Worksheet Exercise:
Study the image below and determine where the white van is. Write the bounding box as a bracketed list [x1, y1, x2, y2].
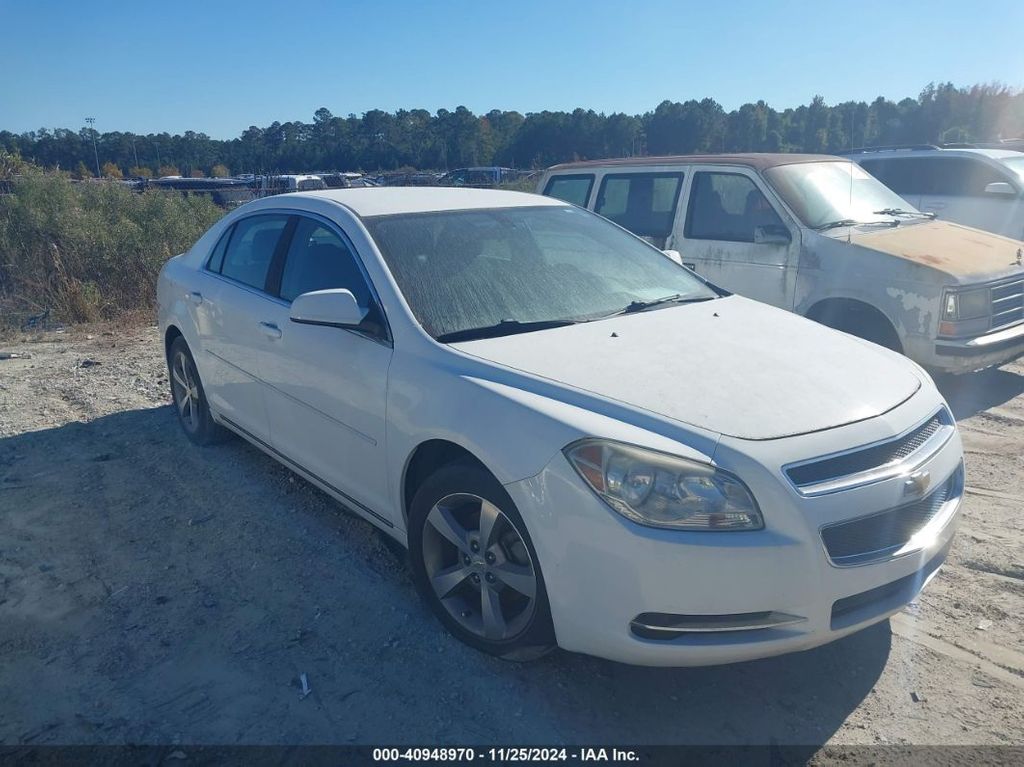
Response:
[539, 154, 1024, 374]
[846, 146, 1024, 240]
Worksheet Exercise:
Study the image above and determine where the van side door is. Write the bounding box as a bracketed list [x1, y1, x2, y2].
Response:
[675, 167, 799, 309]
[915, 156, 1022, 238]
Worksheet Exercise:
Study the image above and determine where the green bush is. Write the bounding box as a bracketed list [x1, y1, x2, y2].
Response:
[0, 170, 224, 323]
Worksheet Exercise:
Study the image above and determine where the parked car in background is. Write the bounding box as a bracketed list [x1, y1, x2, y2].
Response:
[158, 187, 963, 666]
[438, 167, 526, 187]
[256, 174, 328, 195]
[539, 154, 1024, 373]
[844, 145, 1024, 239]
[150, 175, 254, 208]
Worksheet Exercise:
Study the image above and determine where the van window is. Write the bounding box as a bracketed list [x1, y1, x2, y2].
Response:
[220, 215, 290, 291]
[917, 157, 1013, 196]
[544, 174, 594, 207]
[593, 173, 683, 243]
[685, 172, 785, 243]
[859, 158, 921, 195]
[278, 217, 372, 306]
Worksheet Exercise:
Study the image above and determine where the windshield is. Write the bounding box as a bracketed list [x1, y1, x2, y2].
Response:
[999, 155, 1024, 185]
[365, 205, 717, 340]
[765, 161, 919, 229]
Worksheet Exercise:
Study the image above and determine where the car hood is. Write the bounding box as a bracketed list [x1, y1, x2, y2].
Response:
[452, 296, 921, 440]
[850, 220, 1024, 283]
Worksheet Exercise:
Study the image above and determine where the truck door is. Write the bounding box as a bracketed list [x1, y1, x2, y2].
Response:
[675, 168, 799, 309]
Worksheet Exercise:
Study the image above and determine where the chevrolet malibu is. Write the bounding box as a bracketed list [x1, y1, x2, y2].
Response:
[157, 188, 964, 666]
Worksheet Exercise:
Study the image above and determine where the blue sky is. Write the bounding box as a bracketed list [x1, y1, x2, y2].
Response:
[2, 0, 1022, 138]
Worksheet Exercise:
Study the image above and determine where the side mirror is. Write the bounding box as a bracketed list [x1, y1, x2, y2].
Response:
[984, 181, 1017, 196]
[753, 225, 792, 245]
[661, 249, 684, 265]
[290, 288, 368, 329]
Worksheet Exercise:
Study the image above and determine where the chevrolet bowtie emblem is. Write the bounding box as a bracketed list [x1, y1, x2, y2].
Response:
[903, 471, 931, 498]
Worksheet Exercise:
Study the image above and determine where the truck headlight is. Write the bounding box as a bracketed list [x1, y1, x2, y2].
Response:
[564, 440, 763, 531]
[942, 287, 990, 321]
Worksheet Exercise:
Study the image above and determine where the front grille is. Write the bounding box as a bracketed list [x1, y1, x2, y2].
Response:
[821, 464, 963, 567]
[784, 408, 953, 495]
[991, 277, 1024, 330]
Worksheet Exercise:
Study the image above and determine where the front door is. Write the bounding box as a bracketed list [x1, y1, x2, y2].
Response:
[676, 168, 799, 309]
[256, 215, 395, 523]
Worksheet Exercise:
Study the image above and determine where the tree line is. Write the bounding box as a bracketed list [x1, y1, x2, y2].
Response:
[2, 83, 1021, 178]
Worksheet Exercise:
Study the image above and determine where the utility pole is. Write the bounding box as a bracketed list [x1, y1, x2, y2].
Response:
[85, 117, 100, 177]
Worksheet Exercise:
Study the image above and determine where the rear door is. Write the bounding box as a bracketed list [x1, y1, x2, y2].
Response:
[257, 214, 395, 523]
[675, 167, 799, 308]
[195, 213, 291, 442]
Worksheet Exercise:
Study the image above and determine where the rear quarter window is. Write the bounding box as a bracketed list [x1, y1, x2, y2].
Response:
[543, 174, 594, 207]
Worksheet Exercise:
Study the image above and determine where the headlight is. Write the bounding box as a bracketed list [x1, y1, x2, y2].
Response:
[564, 440, 763, 531]
[942, 287, 990, 321]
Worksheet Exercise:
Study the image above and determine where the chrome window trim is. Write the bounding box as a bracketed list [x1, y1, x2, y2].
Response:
[783, 407, 953, 497]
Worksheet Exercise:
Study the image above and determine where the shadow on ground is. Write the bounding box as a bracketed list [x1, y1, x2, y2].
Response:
[0, 406, 889, 748]
[935, 366, 1024, 420]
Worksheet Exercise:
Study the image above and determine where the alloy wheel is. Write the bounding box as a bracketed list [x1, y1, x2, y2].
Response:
[421, 493, 538, 641]
[171, 351, 201, 433]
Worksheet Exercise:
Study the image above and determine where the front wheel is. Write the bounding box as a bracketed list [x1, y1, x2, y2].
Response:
[408, 462, 555, 661]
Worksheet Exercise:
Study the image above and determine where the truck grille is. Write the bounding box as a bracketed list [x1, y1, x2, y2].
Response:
[991, 277, 1024, 330]
[821, 464, 963, 567]
[784, 408, 954, 496]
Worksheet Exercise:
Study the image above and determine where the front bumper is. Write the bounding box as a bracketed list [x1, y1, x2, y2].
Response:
[505, 392, 963, 666]
[930, 321, 1024, 373]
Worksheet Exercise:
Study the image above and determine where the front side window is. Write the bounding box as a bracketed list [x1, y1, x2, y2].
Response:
[278, 217, 372, 306]
[685, 172, 785, 243]
[219, 215, 290, 291]
[765, 161, 918, 229]
[365, 205, 717, 340]
[594, 173, 683, 244]
[543, 174, 594, 207]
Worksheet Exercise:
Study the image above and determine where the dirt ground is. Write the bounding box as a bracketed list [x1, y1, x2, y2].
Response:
[1, 323, 1023, 750]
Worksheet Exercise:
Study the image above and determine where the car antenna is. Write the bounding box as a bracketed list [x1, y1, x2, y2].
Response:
[847, 160, 854, 244]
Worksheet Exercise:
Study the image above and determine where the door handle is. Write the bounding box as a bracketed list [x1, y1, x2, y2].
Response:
[259, 321, 282, 340]
[188, 291, 203, 305]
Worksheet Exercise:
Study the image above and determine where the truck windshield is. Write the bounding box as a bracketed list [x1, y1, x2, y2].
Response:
[764, 161, 919, 229]
[365, 205, 717, 341]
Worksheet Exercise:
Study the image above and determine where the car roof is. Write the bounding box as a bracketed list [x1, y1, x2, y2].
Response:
[850, 147, 1022, 161]
[288, 187, 565, 217]
[547, 153, 842, 172]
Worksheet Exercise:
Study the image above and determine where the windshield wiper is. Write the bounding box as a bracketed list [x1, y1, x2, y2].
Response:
[435, 318, 579, 343]
[618, 294, 715, 315]
[873, 207, 936, 219]
[815, 218, 900, 231]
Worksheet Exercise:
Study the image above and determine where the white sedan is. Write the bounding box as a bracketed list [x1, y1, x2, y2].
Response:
[157, 188, 964, 666]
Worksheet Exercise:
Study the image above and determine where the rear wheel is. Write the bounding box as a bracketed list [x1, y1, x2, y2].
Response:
[168, 337, 227, 446]
[408, 462, 555, 660]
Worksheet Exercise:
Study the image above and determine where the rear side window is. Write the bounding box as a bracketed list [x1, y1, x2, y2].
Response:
[859, 158, 921, 195]
[594, 173, 683, 243]
[279, 217, 372, 306]
[685, 172, 785, 244]
[220, 215, 290, 291]
[206, 226, 233, 273]
[544, 174, 594, 207]
[864, 157, 1016, 197]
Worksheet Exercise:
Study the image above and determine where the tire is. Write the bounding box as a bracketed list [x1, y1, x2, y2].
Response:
[408, 461, 555, 661]
[167, 337, 228, 446]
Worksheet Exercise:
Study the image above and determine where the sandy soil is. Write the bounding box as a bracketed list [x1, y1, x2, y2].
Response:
[1, 324, 1023, 749]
